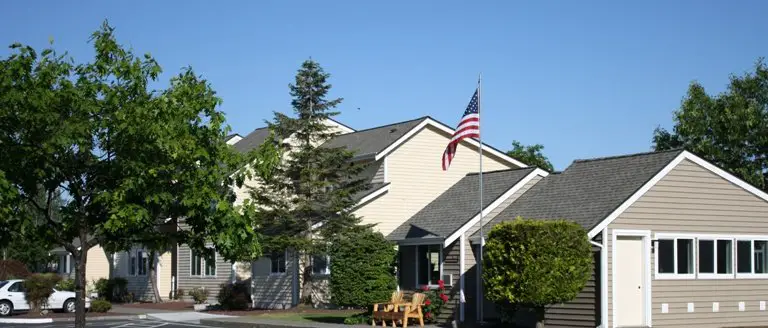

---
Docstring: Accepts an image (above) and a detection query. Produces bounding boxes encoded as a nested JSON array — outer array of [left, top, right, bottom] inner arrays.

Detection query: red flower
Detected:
[[440, 293, 449, 302], [437, 280, 445, 289], [421, 285, 430, 291], [425, 312, 432, 319], [425, 299, 431, 306]]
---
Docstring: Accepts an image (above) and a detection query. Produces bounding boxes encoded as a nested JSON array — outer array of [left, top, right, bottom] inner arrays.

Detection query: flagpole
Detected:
[[476, 73, 484, 323]]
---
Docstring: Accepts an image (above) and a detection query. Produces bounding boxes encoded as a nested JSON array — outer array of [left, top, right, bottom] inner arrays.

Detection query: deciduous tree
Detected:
[[506, 141, 554, 172]]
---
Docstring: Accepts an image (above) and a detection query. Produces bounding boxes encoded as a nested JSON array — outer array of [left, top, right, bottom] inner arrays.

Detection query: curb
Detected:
[[199, 319, 326, 328], [0, 314, 147, 324]]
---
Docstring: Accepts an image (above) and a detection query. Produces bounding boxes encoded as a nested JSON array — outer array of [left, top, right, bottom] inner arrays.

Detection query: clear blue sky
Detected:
[[2, 1, 766, 170]]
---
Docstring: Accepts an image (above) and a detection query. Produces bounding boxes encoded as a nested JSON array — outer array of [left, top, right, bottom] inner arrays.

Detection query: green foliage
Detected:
[[506, 141, 554, 172], [93, 278, 128, 302], [483, 218, 592, 324], [23, 273, 61, 314], [0, 22, 273, 326], [343, 312, 371, 325], [329, 228, 397, 308], [90, 300, 112, 313], [0, 260, 31, 280], [56, 279, 76, 292], [418, 283, 450, 323], [188, 287, 209, 304], [2, 189, 61, 272], [217, 282, 250, 310], [654, 59, 768, 191]]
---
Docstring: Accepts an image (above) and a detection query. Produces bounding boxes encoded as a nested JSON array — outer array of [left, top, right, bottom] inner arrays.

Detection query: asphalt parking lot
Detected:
[[2, 319, 222, 328]]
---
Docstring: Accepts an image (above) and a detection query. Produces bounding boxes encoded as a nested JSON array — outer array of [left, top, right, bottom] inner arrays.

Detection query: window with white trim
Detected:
[[656, 238, 694, 277], [270, 253, 287, 274], [735, 239, 768, 277], [190, 248, 216, 277], [129, 250, 148, 276], [311, 255, 330, 275]]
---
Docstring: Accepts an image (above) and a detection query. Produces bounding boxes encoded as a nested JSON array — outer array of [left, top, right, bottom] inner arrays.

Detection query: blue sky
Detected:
[[2, 1, 766, 169]]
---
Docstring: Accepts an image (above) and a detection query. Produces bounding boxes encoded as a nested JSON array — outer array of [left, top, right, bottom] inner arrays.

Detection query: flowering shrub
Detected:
[[418, 280, 449, 323]]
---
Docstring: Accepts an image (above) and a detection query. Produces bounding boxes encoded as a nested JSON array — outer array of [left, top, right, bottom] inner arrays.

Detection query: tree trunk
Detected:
[[534, 306, 546, 328], [301, 252, 312, 305], [74, 246, 88, 328], [148, 250, 162, 303]]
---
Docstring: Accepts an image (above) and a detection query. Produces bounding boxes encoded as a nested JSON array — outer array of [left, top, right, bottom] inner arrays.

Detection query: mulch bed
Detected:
[[117, 301, 194, 311], [207, 307, 362, 317], [8, 312, 124, 318]]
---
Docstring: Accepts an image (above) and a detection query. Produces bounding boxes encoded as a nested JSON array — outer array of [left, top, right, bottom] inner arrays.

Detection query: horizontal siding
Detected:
[[113, 248, 173, 302], [176, 243, 232, 303], [354, 125, 515, 236], [543, 247, 600, 328], [607, 159, 768, 328], [85, 246, 110, 284], [251, 252, 296, 309]]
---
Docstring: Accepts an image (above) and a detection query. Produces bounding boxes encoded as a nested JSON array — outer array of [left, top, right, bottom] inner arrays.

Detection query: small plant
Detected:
[[419, 280, 449, 323], [93, 278, 109, 299], [217, 282, 250, 310], [188, 287, 209, 304], [90, 299, 112, 313], [23, 273, 61, 315], [55, 279, 75, 291], [176, 288, 185, 300], [343, 312, 371, 325]]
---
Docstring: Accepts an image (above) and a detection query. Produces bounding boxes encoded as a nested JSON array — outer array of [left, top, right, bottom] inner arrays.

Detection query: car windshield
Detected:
[[0, 281, 8, 289]]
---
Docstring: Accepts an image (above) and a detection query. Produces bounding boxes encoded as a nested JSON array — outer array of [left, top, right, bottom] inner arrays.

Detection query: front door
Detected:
[[615, 236, 645, 327]]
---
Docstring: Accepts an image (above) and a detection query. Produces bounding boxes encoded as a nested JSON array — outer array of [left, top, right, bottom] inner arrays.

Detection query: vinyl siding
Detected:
[[113, 248, 173, 302], [354, 125, 516, 236], [251, 251, 297, 309], [176, 243, 232, 303], [85, 246, 111, 285], [606, 159, 768, 328]]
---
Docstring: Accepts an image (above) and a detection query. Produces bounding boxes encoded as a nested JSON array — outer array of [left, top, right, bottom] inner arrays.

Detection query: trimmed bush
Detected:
[[217, 282, 250, 310], [56, 279, 75, 291], [188, 287, 209, 304], [483, 218, 592, 327], [93, 277, 128, 302], [91, 299, 112, 313], [329, 228, 397, 308], [0, 260, 31, 280], [23, 273, 61, 314]]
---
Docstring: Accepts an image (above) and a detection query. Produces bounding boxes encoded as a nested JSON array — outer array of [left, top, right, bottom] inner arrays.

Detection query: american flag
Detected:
[[442, 88, 480, 171]]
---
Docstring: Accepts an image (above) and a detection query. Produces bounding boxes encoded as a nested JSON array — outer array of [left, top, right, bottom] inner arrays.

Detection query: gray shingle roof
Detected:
[[472, 149, 684, 239], [320, 117, 427, 159], [388, 167, 538, 241], [233, 127, 270, 154]]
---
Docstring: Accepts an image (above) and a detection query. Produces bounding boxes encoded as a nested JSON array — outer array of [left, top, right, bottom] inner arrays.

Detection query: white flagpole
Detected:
[[476, 73, 484, 323]]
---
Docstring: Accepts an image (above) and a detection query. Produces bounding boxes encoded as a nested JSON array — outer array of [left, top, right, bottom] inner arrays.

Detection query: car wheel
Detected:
[[0, 300, 12, 316], [64, 299, 76, 313]]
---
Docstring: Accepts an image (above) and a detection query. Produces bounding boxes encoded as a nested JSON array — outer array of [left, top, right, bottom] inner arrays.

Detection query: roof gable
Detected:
[[320, 117, 427, 159]]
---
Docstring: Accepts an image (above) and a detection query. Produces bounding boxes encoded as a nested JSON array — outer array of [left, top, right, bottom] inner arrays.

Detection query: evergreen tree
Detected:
[[250, 60, 367, 304]]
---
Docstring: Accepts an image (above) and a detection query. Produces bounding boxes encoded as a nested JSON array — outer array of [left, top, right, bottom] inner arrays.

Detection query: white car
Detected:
[[0, 279, 91, 316]]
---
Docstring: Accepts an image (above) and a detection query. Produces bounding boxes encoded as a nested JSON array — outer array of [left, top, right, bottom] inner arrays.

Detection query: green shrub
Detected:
[[169, 287, 185, 300], [93, 277, 128, 302], [483, 218, 592, 326], [343, 312, 370, 325], [23, 273, 61, 314], [0, 260, 31, 280], [93, 278, 109, 299], [329, 228, 397, 308], [56, 279, 75, 291], [217, 282, 250, 310], [188, 287, 209, 304], [90, 299, 112, 313], [418, 282, 450, 323]]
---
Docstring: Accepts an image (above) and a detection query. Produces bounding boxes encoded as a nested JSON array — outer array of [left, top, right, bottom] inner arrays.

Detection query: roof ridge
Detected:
[[334, 116, 429, 136], [465, 167, 535, 176], [572, 148, 684, 164]]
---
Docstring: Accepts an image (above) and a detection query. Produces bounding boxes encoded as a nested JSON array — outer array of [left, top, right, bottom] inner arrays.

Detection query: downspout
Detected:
[[589, 232, 607, 328]]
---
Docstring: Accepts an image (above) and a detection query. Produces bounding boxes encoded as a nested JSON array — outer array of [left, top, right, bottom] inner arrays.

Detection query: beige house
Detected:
[[397, 149, 768, 327], [230, 116, 527, 309]]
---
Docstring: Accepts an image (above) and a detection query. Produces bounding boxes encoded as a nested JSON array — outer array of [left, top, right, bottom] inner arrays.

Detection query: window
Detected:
[[7, 282, 24, 293], [756, 241, 768, 274], [129, 250, 148, 276], [270, 253, 287, 274], [311, 255, 330, 275], [58, 255, 70, 274], [655, 238, 694, 278], [696, 238, 733, 278], [737, 240, 752, 274], [716, 240, 733, 274], [735, 239, 768, 277], [417, 245, 442, 286], [191, 248, 216, 277], [698, 240, 714, 274]]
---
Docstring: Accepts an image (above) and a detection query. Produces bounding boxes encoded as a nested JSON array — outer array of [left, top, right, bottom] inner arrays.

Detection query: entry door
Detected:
[[615, 236, 645, 327]]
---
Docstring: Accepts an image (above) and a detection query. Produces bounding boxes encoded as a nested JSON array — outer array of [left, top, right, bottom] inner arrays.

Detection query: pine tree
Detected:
[[250, 60, 367, 304]]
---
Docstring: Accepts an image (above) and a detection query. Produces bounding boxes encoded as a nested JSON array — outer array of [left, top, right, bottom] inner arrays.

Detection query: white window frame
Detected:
[[129, 249, 149, 277], [654, 233, 768, 280], [269, 251, 288, 276], [59, 254, 71, 274], [311, 254, 331, 276], [190, 247, 217, 277], [654, 237, 696, 280], [415, 244, 443, 288]]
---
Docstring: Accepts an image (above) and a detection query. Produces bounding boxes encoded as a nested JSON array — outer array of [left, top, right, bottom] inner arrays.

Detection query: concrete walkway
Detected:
[[111, 304, 180, 314]]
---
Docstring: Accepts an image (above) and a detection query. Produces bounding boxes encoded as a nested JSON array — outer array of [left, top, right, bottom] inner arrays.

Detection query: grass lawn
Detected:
[[255, 311, 361, 324]]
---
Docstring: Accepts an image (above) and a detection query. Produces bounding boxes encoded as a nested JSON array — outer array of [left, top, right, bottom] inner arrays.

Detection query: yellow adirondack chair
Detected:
[[372, 291, 405, 327], [400, 293, 425, 328]]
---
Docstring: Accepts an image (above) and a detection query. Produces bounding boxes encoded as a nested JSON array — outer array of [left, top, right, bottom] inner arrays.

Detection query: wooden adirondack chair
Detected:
[[400, 293, 425, 328], [372, 291, 405, 327]]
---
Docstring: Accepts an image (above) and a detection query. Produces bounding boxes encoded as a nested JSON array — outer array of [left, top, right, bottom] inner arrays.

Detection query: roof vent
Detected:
[[390, 128, 397, 133]]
